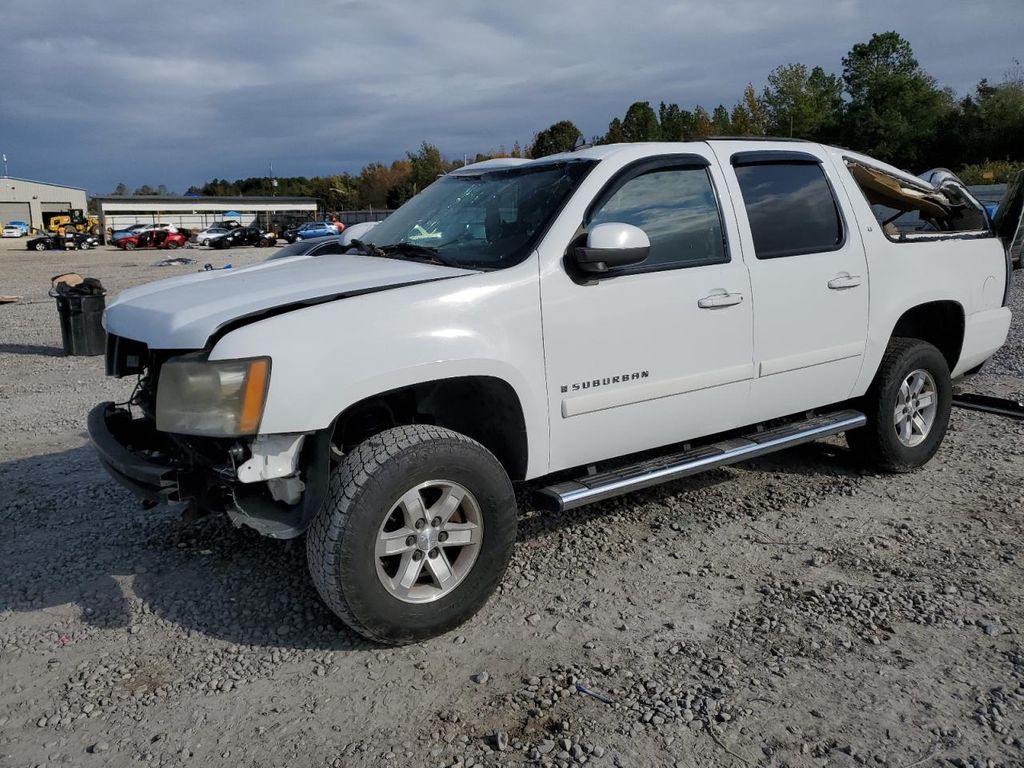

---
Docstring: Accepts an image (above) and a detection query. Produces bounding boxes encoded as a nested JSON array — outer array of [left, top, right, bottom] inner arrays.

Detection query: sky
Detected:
[[2, 0, 1021, 196]]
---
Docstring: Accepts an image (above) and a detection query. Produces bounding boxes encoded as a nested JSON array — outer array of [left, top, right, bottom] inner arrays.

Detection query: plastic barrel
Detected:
[[55, 294, 106, 356]]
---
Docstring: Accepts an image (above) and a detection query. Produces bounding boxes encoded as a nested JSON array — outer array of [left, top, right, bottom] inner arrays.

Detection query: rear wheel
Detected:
[[166, 241, 178, 250], [847, 338, 952, 472], [306, 425, 517, 645]]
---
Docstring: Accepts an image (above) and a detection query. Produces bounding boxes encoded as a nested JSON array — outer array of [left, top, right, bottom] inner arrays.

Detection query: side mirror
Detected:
[[572, 222, 650, 273]]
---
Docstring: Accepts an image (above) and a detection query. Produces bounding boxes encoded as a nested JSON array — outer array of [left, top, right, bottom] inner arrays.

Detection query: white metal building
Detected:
[[0, 176, 88, 231], [95, 195, 319, 235]]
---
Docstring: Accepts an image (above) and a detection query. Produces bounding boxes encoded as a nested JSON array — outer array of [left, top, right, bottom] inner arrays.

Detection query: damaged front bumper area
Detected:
[[87, 402, 330, 539]]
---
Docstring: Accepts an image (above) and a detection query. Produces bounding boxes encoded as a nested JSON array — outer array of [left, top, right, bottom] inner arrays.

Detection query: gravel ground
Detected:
[[0, 239, 1022, 768]]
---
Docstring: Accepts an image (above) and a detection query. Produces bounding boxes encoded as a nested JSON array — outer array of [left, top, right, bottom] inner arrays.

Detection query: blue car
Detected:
[[294, 221, 341, 240]]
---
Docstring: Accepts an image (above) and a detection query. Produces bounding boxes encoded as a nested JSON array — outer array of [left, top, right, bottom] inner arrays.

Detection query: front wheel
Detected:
[[34, 241, 47, 251], [306, 425, 517, 645], [847, 337, 952, 472]]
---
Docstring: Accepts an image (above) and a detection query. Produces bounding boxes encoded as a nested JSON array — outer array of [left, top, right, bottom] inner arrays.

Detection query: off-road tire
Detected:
[[847, 337, 952, 472], [306, 425, 517, 645]]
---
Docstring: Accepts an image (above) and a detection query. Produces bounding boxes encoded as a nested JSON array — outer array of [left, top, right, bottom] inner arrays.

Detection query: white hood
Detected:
[[104, 254, 476, 349]]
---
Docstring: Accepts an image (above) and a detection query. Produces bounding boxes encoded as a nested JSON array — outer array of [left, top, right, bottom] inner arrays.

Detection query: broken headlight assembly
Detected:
[[156, 356, 271, 437]]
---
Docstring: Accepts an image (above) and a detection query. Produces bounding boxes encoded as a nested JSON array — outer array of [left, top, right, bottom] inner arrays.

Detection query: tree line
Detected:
[[110, 31, 1023, 209]]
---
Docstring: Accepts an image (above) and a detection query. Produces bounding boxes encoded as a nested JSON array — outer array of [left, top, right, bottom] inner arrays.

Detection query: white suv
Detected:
[[90, 141, 1016, 644]]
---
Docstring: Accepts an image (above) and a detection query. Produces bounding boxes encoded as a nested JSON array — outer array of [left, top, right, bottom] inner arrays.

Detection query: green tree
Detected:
[[112, 182, 127, 196], [762, 63, 843, 139], [711, 104, 731, 135], [620, 101, 661, 142], [729, 84, 768, 136], [691, 106, 712, 138], [976, 64, 1024, 161], [658, 102, 694, 141], [602, 117, 625, 144], [530, 120, 583, 158], [841, 31, 952, 167]]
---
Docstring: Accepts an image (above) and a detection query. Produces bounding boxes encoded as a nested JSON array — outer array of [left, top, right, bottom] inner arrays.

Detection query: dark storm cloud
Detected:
[[1, 0, 1020, 194]]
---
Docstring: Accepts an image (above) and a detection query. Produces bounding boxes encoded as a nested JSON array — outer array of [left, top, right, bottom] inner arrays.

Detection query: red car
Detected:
[[116, 230, 188, 250]]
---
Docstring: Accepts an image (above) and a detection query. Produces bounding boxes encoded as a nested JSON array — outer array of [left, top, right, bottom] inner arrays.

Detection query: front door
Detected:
[[713, 147, 870, 423], [540, 152, 755, 473]]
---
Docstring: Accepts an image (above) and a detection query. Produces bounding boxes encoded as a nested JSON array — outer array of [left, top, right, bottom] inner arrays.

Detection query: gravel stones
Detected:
[[0, 247, 1022, 766]]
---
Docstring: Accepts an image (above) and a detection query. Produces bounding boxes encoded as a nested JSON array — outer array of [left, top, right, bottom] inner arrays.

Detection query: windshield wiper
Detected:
[[376, 242, 458, 268], [349, 239, 385, 258]]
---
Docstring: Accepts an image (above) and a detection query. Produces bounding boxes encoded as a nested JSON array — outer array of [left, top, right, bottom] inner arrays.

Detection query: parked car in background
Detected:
[[227, 225, 277, 248], [193, 226, 233, 246], [3, 220, 29, 237], [265, 236, 348, 261], [282, 221, 341, 243], [115, 230, 188, 250], [281, 222, 315, 243], [111, 223, 177, 245], [25, 232, 99, 251], [294, 221, 343, 241], [264, 223, 380, 261], [201, 226, 276, 250], [26, 234, 59, 251]]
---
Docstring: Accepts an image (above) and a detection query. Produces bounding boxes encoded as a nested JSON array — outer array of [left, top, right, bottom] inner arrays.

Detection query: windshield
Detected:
[[358, 159, 596, 269]]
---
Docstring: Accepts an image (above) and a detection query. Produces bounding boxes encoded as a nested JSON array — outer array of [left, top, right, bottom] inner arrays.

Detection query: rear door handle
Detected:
[[828, 274, 862, 290], [697, 292, 744, 309]]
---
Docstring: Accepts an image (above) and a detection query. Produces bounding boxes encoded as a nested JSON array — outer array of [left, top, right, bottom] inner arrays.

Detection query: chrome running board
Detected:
[[536, 409, 866, 512]]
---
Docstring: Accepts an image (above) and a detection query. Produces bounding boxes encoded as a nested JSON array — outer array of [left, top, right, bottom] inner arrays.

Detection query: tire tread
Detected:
[[306, 424, 514, 644]]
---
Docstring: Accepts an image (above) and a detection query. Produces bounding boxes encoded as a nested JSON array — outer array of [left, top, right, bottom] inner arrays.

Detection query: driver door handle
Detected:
[[828, 274, 862, 290], [697, 292, 744, 309]]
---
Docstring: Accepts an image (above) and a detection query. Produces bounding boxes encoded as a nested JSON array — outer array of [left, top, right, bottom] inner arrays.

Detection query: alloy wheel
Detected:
[[894, 368, 937, 447], [374, 480, 483, 604]]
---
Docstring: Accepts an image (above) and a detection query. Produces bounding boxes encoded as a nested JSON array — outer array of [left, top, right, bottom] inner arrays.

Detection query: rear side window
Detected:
[[589, 165, 727, 270], [734, 162, 843, 259]]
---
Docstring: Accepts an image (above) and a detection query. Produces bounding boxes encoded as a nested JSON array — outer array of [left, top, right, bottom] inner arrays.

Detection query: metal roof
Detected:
[[94, 195, 316, 204], [0, 175, 87, 192]]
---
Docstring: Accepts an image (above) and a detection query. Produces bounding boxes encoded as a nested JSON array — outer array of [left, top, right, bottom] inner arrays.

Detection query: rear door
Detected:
[[712, 146, 869, 422]]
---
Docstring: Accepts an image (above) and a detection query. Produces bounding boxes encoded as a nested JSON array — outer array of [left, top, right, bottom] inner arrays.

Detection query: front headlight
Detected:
[[156, 356, 271, 437]]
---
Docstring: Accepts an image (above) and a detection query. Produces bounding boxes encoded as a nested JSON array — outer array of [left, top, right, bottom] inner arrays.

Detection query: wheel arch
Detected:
[[331, 375, 530, 481], [887, 300, 965, 372]]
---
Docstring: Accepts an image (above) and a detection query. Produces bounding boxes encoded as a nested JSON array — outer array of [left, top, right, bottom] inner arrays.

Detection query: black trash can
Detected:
[[54, 293, 107, 356]]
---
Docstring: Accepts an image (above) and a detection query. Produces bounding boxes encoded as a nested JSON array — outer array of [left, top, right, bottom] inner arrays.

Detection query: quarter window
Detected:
[[589, 165, 727, 270], [734, 162, 843, 259]]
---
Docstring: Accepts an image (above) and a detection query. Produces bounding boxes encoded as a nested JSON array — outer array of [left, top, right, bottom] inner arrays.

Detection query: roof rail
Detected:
[[707, 135, 812, 143]]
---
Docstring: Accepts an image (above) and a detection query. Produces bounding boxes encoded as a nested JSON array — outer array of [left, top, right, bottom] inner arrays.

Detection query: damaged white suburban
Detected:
[[90, 142, 1019, 644]]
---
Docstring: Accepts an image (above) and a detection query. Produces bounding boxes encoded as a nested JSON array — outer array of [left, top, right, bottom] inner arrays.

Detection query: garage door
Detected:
[[0, 202, 31, 227]]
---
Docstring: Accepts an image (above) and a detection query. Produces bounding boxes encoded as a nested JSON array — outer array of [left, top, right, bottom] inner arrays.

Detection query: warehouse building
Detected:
[[0, 176, 88, 231], [95, 195, 318, 236]]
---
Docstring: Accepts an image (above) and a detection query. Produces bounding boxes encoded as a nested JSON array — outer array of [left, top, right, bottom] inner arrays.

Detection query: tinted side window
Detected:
[[590, 166, 727, 270], [734, 163, 843, 259]]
